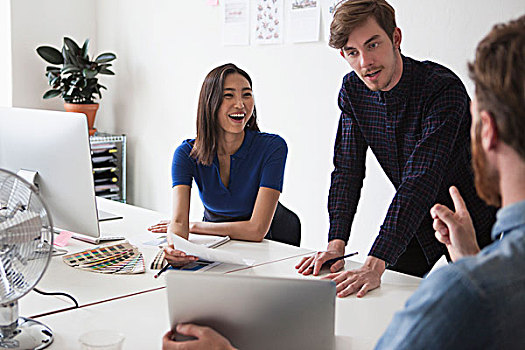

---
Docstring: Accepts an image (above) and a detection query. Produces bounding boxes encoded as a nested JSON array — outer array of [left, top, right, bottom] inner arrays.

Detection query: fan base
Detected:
[[0, 317, 53, 350]]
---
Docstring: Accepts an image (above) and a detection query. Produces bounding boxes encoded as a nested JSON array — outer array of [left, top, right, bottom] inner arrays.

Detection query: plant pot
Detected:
[[64, 103, 99, 136]]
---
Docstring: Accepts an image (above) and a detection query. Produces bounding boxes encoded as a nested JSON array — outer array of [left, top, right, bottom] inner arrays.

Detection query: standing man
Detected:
[[296, 0, 496, 297]]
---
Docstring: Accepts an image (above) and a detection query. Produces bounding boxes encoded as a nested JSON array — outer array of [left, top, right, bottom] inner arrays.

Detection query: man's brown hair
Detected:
[[468, 15, 525, 161], [329, 0, 397, 49], [191, 63, 259, 166]]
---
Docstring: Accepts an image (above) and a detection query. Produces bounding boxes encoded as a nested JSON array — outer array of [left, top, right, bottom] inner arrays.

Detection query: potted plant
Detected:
[[36, 37, 116, 135]]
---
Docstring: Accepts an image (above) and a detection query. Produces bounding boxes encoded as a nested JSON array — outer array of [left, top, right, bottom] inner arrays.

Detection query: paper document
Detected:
[[170, 233, 255, 266], [289, 0, 321, 43], [188, 234, 230, 248], [143, 234, 230, 248], [223, 0, 250, 46]]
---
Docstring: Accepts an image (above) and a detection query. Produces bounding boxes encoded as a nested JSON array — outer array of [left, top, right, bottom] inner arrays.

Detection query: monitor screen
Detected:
[[0, 107, 102, 240]]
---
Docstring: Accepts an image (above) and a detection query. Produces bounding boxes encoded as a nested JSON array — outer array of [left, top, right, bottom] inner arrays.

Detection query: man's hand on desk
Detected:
[[322, 256, 385, 298], [162, 324, 236, 350], [295, 239, 346, 276]]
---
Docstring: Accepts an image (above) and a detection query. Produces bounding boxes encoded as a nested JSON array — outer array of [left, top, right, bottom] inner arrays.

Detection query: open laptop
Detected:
[[166, 273, 336, 350]]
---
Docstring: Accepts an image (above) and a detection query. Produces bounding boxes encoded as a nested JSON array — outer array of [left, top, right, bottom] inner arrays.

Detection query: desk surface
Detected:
[[22, 198, 421, 349]]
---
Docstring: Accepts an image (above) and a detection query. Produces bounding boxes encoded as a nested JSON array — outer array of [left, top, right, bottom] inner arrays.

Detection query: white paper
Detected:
[[170, 233, 255, 266], [321, 0, 339, 42], [254, 0, 284, 44], [143, 234, 230, 249], [289, 0, 321, 43], [188, 234, 230, 248], [223, 0, 250, 46]]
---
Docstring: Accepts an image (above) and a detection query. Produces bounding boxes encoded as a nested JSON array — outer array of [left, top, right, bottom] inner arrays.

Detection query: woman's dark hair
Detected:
[[190, 63, 260, 165]]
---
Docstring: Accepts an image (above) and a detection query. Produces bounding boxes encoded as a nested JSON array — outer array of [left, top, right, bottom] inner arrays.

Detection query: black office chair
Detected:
[[265, 202, 301, 247]]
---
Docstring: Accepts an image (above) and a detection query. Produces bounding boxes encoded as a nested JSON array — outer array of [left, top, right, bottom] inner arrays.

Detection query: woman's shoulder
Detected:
[[174, 139, 196, 159], [250, 131, 287, 148]]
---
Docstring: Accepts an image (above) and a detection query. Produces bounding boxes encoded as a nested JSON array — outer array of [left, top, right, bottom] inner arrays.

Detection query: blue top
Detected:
[[171, 130, 287, 218], [375, 200, 525, 349]]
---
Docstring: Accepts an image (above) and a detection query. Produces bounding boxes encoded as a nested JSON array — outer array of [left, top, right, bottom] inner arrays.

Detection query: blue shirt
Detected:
[[171, 130, 287, 218], [376, 200, 525, 349], [329, 55, 496, 266]]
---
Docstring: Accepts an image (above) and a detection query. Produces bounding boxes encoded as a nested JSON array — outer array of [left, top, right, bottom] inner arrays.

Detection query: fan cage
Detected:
[[0, 169, 54, 305]]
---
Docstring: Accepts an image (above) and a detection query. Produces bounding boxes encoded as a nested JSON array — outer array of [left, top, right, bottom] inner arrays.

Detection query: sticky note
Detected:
[[54, 231, 73, 247]]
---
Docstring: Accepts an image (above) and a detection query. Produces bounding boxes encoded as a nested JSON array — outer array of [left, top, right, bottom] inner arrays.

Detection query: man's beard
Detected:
[[472, 124, 501, 207]]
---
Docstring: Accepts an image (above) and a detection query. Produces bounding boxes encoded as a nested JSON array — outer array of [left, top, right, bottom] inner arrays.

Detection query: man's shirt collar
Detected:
[[491, 200, 525, 240]]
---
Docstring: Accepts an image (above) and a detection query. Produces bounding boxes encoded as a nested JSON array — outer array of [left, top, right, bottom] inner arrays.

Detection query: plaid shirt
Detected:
[[328, 56, 496, 266]]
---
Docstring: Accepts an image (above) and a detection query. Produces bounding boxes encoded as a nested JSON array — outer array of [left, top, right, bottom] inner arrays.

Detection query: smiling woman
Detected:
[[148, 63, 294, 267]]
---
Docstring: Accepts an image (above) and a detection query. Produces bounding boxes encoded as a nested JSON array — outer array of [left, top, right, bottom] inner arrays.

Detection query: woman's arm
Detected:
[[164, 185, 198, 266], [167, 185, 191, 239], [189, 187, 280, 242]]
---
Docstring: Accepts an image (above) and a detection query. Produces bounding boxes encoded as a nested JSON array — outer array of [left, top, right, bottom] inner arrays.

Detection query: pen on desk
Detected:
[[154, 263, 171, 279], [308, 252, 358, 271]]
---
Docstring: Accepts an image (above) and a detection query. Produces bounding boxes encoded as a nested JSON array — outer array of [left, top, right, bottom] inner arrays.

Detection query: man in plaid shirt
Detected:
[[296, 0, 496, 297]]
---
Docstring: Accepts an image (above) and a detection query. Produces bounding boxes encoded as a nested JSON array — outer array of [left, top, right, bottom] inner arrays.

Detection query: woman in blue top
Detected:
[[152, 63, 288, 266]]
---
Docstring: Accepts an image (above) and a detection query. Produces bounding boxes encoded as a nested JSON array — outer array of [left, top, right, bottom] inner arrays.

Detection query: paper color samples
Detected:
[[63, 242, 145, 274]]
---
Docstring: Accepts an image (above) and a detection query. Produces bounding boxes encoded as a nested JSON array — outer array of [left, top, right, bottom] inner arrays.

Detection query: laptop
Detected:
[[166, 273, 336, 350]]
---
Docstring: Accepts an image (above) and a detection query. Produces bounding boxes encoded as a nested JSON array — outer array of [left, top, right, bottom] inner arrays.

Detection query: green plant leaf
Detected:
[[61, 64, 81, 74], [82, 68, 98, 79], [43, 89, 61, 99], [46, 66, 61, 72], [63, 37, 81, 55], [62, 47, 70, 64], [99, 68, 115, 75], [95, 53, 116, 63], [36, 46, 63, 64], [81, 38, 90, 58]]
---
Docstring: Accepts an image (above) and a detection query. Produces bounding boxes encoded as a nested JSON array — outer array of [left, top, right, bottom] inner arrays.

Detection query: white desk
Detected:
[[23, 199, 421, 349], [229, 257, 421, 347], [30, 198, 313, 309]]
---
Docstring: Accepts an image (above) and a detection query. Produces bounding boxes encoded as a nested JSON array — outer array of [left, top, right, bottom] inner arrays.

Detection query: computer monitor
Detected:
[[0, 107, 122, 243]]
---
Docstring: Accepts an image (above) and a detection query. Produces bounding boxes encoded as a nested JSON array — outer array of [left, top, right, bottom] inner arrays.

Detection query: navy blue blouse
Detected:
[[172, 130, 287, 218]]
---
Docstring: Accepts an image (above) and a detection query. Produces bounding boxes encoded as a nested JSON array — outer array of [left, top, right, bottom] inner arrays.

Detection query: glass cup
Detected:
[[78, 330, 125, 350]]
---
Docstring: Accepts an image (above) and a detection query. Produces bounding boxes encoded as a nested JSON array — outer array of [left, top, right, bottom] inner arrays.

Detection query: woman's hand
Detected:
[[164, 244, 199, 267], [148, 220, 171, 233]]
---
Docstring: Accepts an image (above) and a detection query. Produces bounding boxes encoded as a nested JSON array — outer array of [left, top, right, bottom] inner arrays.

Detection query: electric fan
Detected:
[[0, 168, 54, 349]]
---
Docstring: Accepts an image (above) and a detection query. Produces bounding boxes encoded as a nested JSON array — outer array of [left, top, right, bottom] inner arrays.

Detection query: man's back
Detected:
[[376, 201, 525, 349]]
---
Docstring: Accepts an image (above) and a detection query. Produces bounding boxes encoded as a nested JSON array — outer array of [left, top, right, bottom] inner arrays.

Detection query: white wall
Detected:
[[8, 0, 525, 257], [10, 0, 96, 110], [0, 0, 12, 107]]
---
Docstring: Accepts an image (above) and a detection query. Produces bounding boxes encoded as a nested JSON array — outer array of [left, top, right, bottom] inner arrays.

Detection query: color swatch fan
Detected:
[[0, 169, 54, 349]]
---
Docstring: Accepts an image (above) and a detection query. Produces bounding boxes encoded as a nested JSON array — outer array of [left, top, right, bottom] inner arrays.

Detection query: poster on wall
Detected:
[[254, 0, 284, 45], [321, 0, 339, 42], [289, 1, 321, 43], [223, 0, 250, 46]]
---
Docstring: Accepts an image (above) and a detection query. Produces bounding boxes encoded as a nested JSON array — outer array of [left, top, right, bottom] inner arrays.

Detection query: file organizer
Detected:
[[89, 133, 126, 202]]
